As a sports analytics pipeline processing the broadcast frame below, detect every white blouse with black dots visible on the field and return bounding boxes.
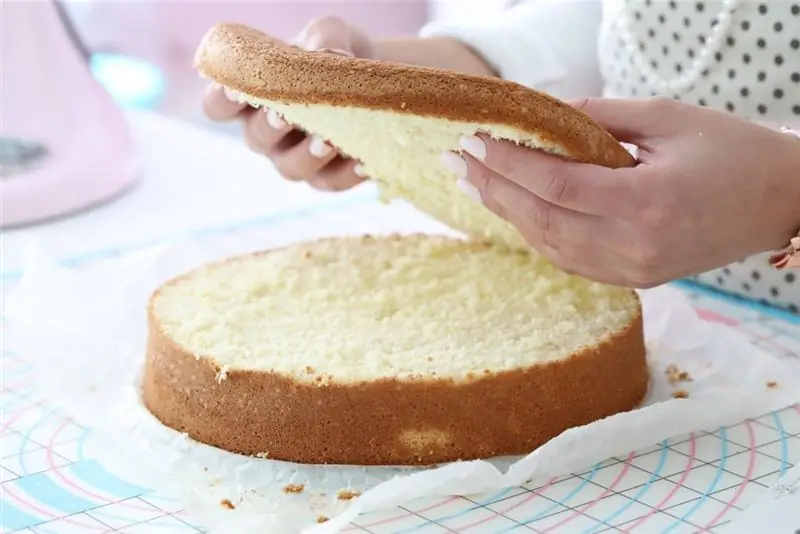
[422,0,800,313]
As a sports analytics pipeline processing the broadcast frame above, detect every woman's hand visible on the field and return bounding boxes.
[202,16,375,191]
[443,98,800,288]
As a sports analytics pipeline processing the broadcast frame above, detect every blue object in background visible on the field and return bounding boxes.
[90,52,165,110]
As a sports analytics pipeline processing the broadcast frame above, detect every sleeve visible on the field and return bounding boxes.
[418,0,604,100]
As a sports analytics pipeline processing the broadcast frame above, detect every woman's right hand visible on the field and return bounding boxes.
[202,16,375,192]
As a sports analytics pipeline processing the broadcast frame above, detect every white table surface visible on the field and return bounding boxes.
[3,110,376,277]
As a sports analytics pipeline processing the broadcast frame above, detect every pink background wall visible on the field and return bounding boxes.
[68,1,430,119]
[75,1,430,67]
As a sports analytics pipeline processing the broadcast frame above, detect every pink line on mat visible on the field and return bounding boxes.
[702,422,757,529]
[539,453,635,533]
[458,476,559,532]
[357,496,462,529]
[1,377,35,394]
[1,401,39,434]
[695,308,739,327]
[2,483,108,531]
[44,419,155,513]
[621,433,698,532]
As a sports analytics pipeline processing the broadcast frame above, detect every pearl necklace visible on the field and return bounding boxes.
[615,0,741,94]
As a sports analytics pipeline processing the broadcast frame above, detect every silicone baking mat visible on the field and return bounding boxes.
[2,198,799,534]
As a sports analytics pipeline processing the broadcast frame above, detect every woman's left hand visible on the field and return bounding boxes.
[442,97,800,288]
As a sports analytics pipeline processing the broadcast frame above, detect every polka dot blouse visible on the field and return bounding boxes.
[424,0,800,313]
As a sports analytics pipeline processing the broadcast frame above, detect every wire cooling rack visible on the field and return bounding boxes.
[2,199,799,534]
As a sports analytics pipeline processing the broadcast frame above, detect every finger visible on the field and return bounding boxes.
[203,83,249,122]
[242,108,296,155]
[476,188,639,287]
[568,97,684,145]
[495,206,642,288]
[453,137,648,220]
[308,158,368,192]
[445,152,638,259]
[295,15,355,53]
[271,135,339,181]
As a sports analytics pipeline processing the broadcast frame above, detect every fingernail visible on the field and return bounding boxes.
[266,109,287,129]
[318,48,354,57]
[223,86,240,102]
[439,151,468,179]
[308,136,333,158]
[353,163,368,177]
[459,135,486,161]
[456,178,482,203]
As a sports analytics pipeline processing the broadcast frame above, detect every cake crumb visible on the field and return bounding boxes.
[767,381,779,389]
[220,499,235,510]
[672,389,689,399]
[317,516,329,524]
[304,251,313,259]
[283,484,305,494]
[215,365,230,383]
[665,364,692,385]
[337,490,362,501]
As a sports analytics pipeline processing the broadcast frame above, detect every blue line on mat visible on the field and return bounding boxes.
[18,411,55,475]
[663,428,729,532]
[0,499,46,530]
[771,412,790,476]
[582,441,669,534]
[2,192,376,283]
[672,279,800,324]
[68,460,147,500]
[14,471,96,515]
[393,488,514,533]
[494,462,604,533]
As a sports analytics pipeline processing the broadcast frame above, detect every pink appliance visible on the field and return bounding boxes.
[1,0,138,228]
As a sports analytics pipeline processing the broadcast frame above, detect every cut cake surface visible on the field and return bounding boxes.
[144,235,648,465]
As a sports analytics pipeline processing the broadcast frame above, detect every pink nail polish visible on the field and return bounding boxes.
[456,178,482,203]
[439,151,468,178]
[458,135,486,161]
[223,86,241,102]
[266,109,286,129]
[308,136,333,158]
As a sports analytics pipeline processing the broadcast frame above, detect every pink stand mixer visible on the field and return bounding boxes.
[1,0,139,228]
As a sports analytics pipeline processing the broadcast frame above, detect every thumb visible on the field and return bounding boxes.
[294,16,355,56]
[569,97,678,145]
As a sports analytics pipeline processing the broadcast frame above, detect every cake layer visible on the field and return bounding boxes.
[144,235,648,466]
[194,23,636,251]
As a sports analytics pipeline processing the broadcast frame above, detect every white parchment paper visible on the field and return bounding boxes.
[6,202,800,533]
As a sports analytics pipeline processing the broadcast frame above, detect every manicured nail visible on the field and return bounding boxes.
[458,135,486,161]
[456,178,482,203]
[318,48,355,57]
[309,136,333,158]
[353,163,368,177]
[440,151,468,178]
[266,109,287,129]
[223,86,240,102]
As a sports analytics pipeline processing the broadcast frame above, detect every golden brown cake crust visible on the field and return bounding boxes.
[194,23,636,169]
[142,244,649,467]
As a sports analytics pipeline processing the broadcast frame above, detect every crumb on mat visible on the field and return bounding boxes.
[220,499,235,510]
[283,484,305,494]
[317,516,329,524]
[767,381,779,389]
[337,490,362,501]
[672,389,689,399]
[665,364,692,386]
